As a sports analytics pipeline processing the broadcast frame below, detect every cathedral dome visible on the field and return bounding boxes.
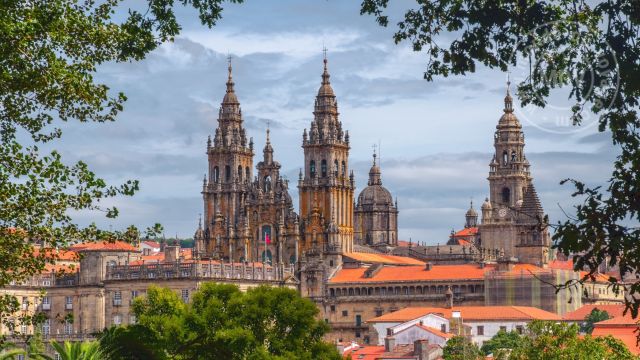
[358,184,393,206]
[357,152,394,206]
[466,206,478,217]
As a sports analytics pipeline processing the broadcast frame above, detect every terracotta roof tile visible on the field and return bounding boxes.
[563,304,627,321]
[368,306,561,323]
[70,241,137,252]
[592,314,640,354]
[344,252,425,266]
[454,227,478,237]
[329,263,491,284]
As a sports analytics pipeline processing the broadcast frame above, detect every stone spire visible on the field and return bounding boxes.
[263,125,273,164]
[519,183,544,220]
[368,150,382,186]
[222,56,239,105]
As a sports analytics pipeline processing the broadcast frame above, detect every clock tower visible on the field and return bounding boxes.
[479,81,550,266]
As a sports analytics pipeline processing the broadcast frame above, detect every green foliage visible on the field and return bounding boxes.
[442,336,482,360]
[509,320,636,360]
[0,343,26,360]
[582,308,611,334]
[480,330,522,359]
[0,0,240,323]
[50,341,103,360]
[101,283,340,360]
[361,0,640,315]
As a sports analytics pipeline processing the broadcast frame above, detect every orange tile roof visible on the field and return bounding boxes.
[33,248,79,261]
[329,263,491,284]
[549,259,574,270]
[43,263,79,274]
[563,304,627,321]
[344,252,425,266]
[368,306,561,323]
[342,345,416,360]
[454,227,478,237]
[592,314,640,354]
[70,241,138,252]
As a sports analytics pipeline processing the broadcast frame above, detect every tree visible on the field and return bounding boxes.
[100,283,341,360]
[509,320,636,360]
[50,341,103,360]
[0,0,240,320]
[582,308,611,334]
[360,0,640,315]
[442,336,482,360]
[480,330,522,359]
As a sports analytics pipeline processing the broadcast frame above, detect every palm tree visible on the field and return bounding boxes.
[0,348,26,360]
[49,341,104,360]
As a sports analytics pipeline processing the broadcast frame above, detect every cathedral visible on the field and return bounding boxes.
[193,54,550,270]
[194,56,395,266]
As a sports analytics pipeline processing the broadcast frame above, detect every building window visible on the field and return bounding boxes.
[54,354,61,360]
[113,314,122,326]
[113,291,122,306]
[64,321,72,335]
[341,161,346,177]
[42,319,50,335]
[330,305,336,312]
[500,326,507,332]
[477,326,484,336]
[375,309,383,317]
[342,310,348,317]
[441,324,446,333]
[355,315,362,327]
[333,159,339,176]
[129,315,137,324]
[21,297,28,311]
[20,323,27,335]
[213,166,219,183]
[321,159,327,177]
[65,296,73,310]
[516,325,524,334]
[42,280,51,286]
[181,289,189,303]
[355,331,361,338]
[225,165,231,182]
[310,160,316,177]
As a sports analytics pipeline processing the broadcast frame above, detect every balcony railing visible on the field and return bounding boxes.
[105,262,295,283]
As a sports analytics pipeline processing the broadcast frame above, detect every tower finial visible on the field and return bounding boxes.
[266,119,270,144]
[504,71,513,113]
[198,214,202,229]
[372,144,377,166]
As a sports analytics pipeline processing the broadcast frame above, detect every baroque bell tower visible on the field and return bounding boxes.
[479,80,550,266]
[200,59,254,260]
[298,54,355,257]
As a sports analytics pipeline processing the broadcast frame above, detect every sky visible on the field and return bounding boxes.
[61,1,617,244]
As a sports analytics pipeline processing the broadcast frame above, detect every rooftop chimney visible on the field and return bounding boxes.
[384,336,395,352]
[164,244,180,263]
[425,262,433,271]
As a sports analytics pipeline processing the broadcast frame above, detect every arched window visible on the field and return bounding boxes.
[310,160,316,177]
[237,165,243,182]
[245,167,250,181]
[334,160,339,176]
[321,159,327,177]
[502,151,508,165]
[213,167,220,183]
[501,187,511,203]
[511,150,517,162]
[342,161,346,177]
[225,165,231,182]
